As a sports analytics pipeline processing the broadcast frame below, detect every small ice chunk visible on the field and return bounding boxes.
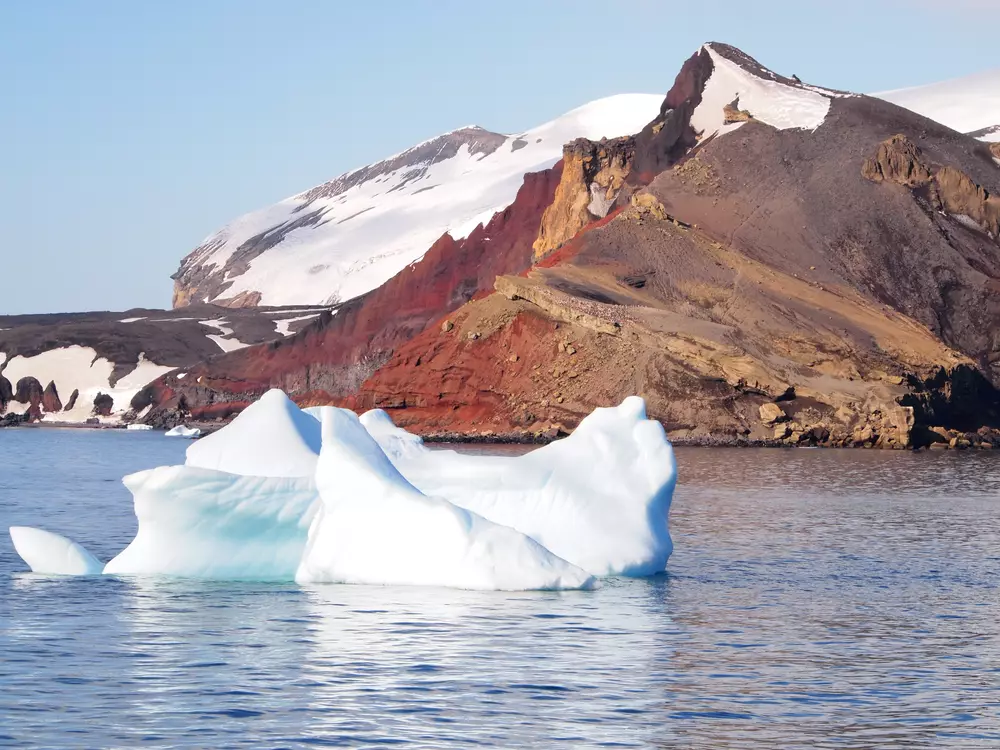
[296,408,595,591]
[165,425,201,438]
[9,526,104,575]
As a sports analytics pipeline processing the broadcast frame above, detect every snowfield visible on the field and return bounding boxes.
[1,346,173,422]
[9,390,676,591]
[175,95,663,308]
[876,69,1000,137]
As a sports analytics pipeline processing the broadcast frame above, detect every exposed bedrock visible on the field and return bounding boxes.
[863,134,1000,238]
[533,138,636,260]
[42,381,62,413]
[93,393,114,417]
[0,373,11,411]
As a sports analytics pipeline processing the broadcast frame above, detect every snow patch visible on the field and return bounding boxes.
[180,95,663,308]
[1,347,173,423]
[118,317,146,323]
[199,319,234,336]
[877,69,1000,135]
[692,45,832,141]
[274,314,321,336]
[207,334,250,353]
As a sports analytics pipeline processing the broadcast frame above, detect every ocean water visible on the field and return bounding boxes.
[2,429,1000,748]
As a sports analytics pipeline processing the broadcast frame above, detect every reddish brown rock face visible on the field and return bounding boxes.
[42,381,62,413]
[142,164,564,418]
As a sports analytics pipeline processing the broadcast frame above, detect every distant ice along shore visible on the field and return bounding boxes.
[10,390,676,591]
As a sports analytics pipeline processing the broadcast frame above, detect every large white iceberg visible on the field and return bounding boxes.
[9,390,675,590]
[296,408,594,590]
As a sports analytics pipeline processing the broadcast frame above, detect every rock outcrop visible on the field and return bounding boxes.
[42,381,62,413]
[863,134,1000,239]
[532,138,635,260]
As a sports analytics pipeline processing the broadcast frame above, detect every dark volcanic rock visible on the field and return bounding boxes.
[93,393,114,417]
[0,373,11,410]
[64,389,79,412]
[42,381,62,413]
[14,377,43,406]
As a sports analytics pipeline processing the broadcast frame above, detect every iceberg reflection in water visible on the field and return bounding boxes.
[9,390,676,590]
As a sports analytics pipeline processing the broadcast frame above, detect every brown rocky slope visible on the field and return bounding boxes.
[143,43,1000,448]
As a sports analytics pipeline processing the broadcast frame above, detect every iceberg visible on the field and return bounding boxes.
[8,390,675,590]
[165,425,201,439]
[126,423,153,431]
[296,408,595,590]
[360,397,676,576]
[9,526,104,575]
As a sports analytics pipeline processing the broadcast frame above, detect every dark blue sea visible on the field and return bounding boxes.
[2,428,1000,748]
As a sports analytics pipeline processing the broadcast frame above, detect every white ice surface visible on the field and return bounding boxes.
[186,390,320,477]
[295,408,595,591]
[9,526,104,575]
[877,69,1000,135]
[126,423,153,431]
[362,397,676,576]
[103,467,318,580]
[181,94,662,307]
[165,425,201,438]
[691,44,832,141]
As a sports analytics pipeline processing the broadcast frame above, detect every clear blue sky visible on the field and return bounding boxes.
[0,0,993,314]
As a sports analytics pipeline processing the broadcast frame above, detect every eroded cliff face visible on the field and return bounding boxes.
[863,134,1000,239]
[139,165,564,422]
[532,138,636,260]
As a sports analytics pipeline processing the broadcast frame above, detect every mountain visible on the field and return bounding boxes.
[171,96,662,309]
[0,304,328,424]
[139,42,1000,449]
[877,69,1000,141]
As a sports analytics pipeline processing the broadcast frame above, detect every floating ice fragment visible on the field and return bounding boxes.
[165,425,201,439]
[9,526,104,575]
